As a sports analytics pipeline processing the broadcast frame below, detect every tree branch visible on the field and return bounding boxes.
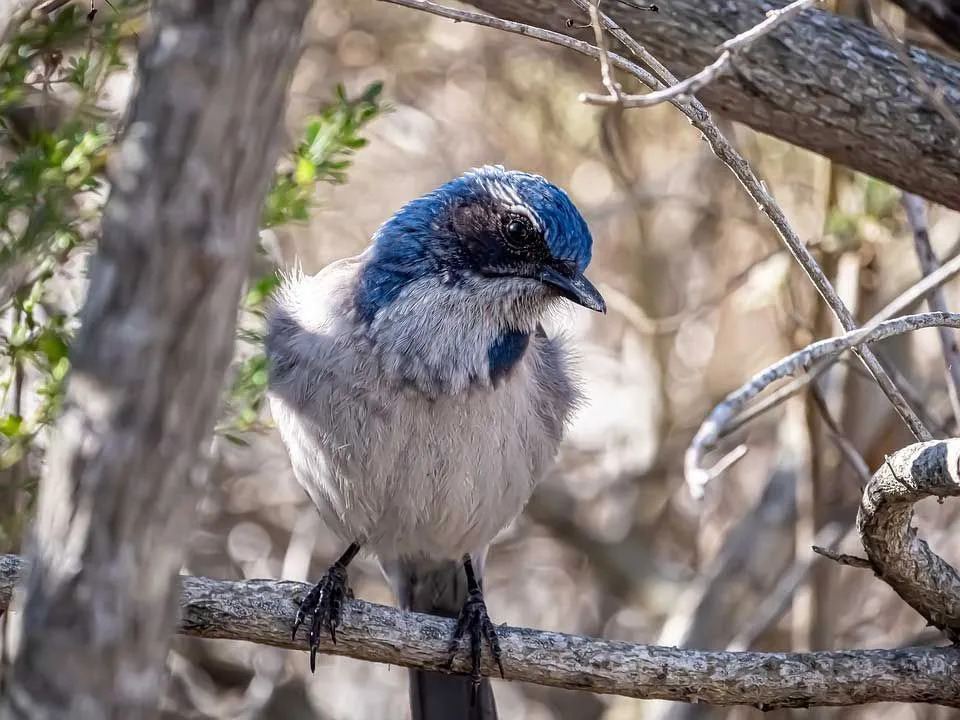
[0,555,958,709]
[858,440,960,640]
[902,193,960,422]
[453,0,960,211]
[686,312,960,489]
[579,0,819,109]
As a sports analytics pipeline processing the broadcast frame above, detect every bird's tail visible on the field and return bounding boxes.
[392,557,498,720]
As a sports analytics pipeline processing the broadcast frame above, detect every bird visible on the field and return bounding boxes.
[265,164,605,720]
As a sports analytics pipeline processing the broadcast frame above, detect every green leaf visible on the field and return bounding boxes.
[295,155,316,185]
[36,328,69,364]
[0,414,23,438]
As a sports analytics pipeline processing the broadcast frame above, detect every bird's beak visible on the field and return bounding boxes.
[540,265,606,313]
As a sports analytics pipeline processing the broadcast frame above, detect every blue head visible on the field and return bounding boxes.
[356,165,605,321]
[354,165,605,388]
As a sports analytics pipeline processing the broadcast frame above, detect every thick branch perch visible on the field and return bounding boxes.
[459,0,960,211]
[2,555,959,708]
[859,440,960,640]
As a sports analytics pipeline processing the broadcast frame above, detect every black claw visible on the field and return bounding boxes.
[291,563,351,673]
[447,585,504,703]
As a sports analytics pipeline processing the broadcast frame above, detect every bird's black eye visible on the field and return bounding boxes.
[503,214,533,248]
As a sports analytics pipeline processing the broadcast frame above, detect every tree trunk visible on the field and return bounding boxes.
[462,0,960,211]
[0,1,311,718]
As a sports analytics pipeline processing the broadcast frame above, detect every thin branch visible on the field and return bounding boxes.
[588,0,622,101]
[809,384,873,486]
[902,192,960,422]
[872,250,960,325]
[685,312,960,494]
[813,545,873,569]
[699,256,960,480]
[565,0,931,446]
[859,440,960,640]
[579,0,820,108]
[1,555,960,708]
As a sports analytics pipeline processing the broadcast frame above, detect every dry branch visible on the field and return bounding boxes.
[686,312,960,490]
[902,193,960,422]
[565,0,931,448]
[859,440,960,640]
[0,555,959,708]
[579,0,819,109]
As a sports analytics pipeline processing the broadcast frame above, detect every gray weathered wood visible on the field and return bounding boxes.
[0,1,311,718]
[1,555,959,708]
[461,0,960,211]
[858,440,960,640]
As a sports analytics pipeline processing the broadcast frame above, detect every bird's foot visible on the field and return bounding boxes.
[446,585,504,705]
[292,563,351,672]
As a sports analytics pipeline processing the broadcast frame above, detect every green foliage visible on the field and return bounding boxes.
[222,83,386,438]
[0,4,385,546]
[263,81,385,228]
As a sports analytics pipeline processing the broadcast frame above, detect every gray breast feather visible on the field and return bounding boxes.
[265,256,580,562]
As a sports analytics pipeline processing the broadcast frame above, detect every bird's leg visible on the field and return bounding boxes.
[293,541,361,672]
[446,553,505,704]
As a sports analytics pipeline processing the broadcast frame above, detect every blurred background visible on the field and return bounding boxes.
[3,0,960,718]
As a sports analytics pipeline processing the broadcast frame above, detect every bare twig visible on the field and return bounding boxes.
[700,255,960,477]
[809,385,873,486]
[566,0,931,446]
[588,0,622,101]
[685,312,960,495]
[579,0,820,108]
[1,555,960,707]
[375,0,670,97]
[812,545,873,569]
[872,251,960,324]
[901,192,960,422]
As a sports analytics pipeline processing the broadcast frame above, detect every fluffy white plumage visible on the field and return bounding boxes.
[266,254,580,566]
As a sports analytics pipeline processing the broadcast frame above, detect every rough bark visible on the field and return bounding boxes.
[0,1,311,718]
[858,440,960,639]
[460,0,960,211]
[0,555,958,709]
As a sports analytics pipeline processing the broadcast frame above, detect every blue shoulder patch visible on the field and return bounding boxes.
[488,330,530,382]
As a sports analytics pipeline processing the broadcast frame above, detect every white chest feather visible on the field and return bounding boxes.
[265,258,578,561]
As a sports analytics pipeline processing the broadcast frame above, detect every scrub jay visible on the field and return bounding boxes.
[266,165,604,719]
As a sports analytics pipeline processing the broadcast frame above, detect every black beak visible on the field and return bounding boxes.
[540,265,606,313]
